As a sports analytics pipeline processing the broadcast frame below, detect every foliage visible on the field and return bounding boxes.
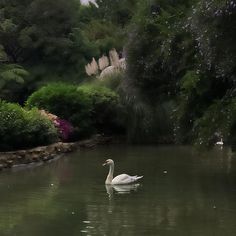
[187,0,236,82]
[0,44,7,61]
[26,83,93,138]
[0,100,58,151]
[0,0,99,102]
[26,82,124,137]
[174,0,236,145]
[39,109,74,141]
[0,63,29,101]
[54,118,74,141]
[120,0,191,142]
[80,19,124,55]
[92,71,124,91]
[174,70,211,143]
[0,0,136,102]
[0,0,79,63]
[77,84,125,134]
[126,0,196,101]
[95,0,137,26]
[124,0,236,146]
[0,64,27,85]
[193,98,236,147]
[0,44,29,101]
[78,0,137,55]
[119,80,174,143]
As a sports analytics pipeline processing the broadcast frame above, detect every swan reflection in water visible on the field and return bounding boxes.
[105,183,141,198]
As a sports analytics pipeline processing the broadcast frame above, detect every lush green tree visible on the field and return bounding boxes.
[126,0,196,101]
[78,0,138,56]
[182,0,236,146]
[124,0,236,145]
[96,0,137,27]
[0,0,79,63]
[121,0,195,142]
[80,19,124,55]
[0,0,98,102]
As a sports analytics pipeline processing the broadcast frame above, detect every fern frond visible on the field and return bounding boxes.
[0,64,29,87]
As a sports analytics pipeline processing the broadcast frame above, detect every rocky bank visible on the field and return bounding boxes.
[0,135,112,170]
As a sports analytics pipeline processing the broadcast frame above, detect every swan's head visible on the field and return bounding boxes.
[102,159,114,166]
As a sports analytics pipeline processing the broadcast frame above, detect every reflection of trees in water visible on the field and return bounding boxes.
[0,159,88,236]
[82,189,236,235]
[82,193,179,235]
[0,173,59,234]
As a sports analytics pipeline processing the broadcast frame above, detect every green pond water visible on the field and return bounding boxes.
[1,145,236,236]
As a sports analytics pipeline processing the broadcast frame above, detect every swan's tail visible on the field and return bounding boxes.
[134,175,143,181]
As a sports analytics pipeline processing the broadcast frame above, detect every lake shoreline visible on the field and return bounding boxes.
[0,135,112,171]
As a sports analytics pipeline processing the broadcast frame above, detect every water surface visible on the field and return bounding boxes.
[1,145,236,236]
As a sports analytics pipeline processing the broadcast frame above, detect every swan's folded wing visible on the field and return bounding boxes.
[112,174,143,185]
[112,174,130,184]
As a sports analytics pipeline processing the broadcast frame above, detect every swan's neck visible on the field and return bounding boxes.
[105,163,114,185]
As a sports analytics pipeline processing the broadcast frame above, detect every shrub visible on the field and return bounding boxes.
[54,118,74,141]
[27,82,125,138]
[26,83,93,138]
[77,84,125,134]
[0,100,58,151]
[39,110,74,141]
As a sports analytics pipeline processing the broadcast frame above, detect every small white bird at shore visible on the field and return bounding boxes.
[215,138,224,146]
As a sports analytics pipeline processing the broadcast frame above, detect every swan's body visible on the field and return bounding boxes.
[103,159,143,185]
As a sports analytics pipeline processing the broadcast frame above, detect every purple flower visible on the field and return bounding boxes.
[54,118,73,141]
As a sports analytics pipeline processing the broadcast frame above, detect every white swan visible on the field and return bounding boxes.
[216,138,224,146]
[102,159,143,185]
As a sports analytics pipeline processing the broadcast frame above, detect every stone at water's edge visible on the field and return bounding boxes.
[0,142,75,170]
[0,135,112,170]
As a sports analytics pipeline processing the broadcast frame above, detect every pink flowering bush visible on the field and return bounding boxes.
[39,110,73,141]
[54,118,74,141]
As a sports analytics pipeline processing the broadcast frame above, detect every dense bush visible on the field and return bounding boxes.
[26,83,93,138]
[26,83,124,137]
[0,100,58,151]
[77,84,125,134]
